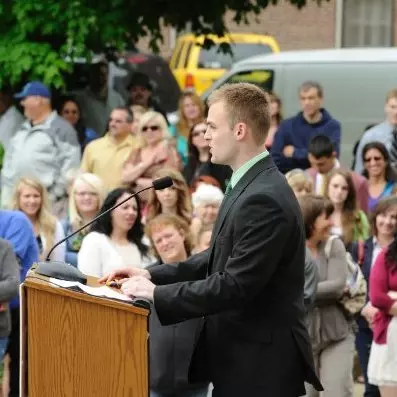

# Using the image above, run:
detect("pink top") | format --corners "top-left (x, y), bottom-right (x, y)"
top-left (370, 248), bottom-right (397, 344)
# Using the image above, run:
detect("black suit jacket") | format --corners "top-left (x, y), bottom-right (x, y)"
top-left (149, 156), bottom-right (323, 396)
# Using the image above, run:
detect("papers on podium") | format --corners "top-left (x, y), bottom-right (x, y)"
top-left (49, 278), bottom-right (133, 302)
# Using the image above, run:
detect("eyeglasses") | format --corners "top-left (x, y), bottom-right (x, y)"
top-left (192, 129), bottom-right (206, 137)
top-left (364, 156), bottom-right (383, 163)
top-left (142, 125), bottom-right (160, 132)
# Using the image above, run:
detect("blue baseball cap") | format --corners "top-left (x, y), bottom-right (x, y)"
top-left (14, 81), bottom-right (51, 99)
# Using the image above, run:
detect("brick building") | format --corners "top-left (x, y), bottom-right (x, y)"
top-left (137, 0), bottom-right (396, 58)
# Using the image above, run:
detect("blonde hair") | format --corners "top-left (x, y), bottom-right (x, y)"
top-left (176, 92), bottom-right (205, 138)
top-left (69, 173), bottom-right (107, 231)
top-left (207, 82), bottom-right (271, 145)
top-left (145, 214), bottom-right (193, 259)
top-left (146, 168), bottom-right (192, 225)
top-left (137, 111), bottom-right (169, 146)
top-left (10, 177), bottom-right (56, 258)
top-left (386, 88), bottom-right (397, 102)
top-left (285, 169), bottom-right (313, 194)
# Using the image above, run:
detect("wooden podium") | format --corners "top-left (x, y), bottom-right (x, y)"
top-left (20, 270), bottom-right (150, 397)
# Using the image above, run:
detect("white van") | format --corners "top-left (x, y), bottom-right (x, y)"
top-left (202, 48), bottom-right (397, 167)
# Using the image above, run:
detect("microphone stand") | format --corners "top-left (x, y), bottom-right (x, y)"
top-left (46, 185), bottom-right (154, 260)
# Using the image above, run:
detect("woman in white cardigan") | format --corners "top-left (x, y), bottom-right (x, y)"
top-left (78, 188), bottom-right (152, 277)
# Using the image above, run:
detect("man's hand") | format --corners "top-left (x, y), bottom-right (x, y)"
top-left (283, 145), bottom-right (295, 157)
top-left (121, 276), bottom-right (155, 300)
top-left (98, 267), bottom-right (150, 285)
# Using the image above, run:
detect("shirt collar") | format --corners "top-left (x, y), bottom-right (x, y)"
top-left (230, 150), bottom-right (269, 189)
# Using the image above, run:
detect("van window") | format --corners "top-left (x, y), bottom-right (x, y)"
top-left (224, 69), bottom-right (274, 91)
top-left (198, 43), bottom-right (273, 69)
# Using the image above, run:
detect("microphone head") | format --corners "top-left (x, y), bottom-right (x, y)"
top-left (152, 176), bottom-right (173, 190)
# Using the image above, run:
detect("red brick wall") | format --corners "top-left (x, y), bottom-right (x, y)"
top-left (136, 1), bottom-right (337, 57)
top-left (223, 0), bottom-right (336, 51)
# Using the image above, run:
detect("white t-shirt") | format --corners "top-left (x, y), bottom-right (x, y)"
top-left (77, 231), bottom-right (153, 278)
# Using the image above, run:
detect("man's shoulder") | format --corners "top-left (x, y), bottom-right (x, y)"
top-left (84, 135), bottom-right (108, 151)
top-left (0, 210), bottom-right (32, 229)
top-left (279, 114), bottom-right (300, 128)
top-left (362, 122), bottom-right (389, 140)
top-left (50, 113), bottom-right (74, 130)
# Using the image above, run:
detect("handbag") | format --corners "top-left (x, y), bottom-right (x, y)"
top-left (324, 236), bottom-right (367, 315)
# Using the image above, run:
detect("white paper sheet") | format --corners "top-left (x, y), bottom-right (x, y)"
top-left (49, 278), bottom-right (132, 302)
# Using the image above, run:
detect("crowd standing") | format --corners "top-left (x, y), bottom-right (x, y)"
top-left (0, 67), bottom-right (396, 397)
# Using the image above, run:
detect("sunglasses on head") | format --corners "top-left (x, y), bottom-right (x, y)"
top-left (142, 125), bottom-right (160, 132)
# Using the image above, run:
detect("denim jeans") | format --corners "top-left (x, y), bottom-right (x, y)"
top-left (0, 337), bottom-right (8, 362)
top-left (150, 385), bottom-right (209, 397)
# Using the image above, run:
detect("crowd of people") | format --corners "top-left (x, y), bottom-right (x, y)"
top-left (0, 71), bottom-right (395, 397)
top-left (270, 82), bottom-right (397, 397)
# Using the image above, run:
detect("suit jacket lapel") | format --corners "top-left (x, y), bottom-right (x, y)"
top-left (207, 156), bottom-right (276, 273)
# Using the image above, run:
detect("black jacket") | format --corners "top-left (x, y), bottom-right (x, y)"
top-left (149, 261), bottom-right (208, 394)
top-left (150, 156), bottom-right (323, 397)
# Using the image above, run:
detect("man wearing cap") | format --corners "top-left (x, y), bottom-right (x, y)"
top-left (126, 72), bottom-right (168, 123)
top-left (0, 81), bottom-right (81, 213)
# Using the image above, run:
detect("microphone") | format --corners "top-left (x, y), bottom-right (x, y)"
top-left (33, 177), bottom-right (174, 283)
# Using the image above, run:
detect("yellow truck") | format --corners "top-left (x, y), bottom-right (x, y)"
top-left (170, 33), bottom-right (280, 95)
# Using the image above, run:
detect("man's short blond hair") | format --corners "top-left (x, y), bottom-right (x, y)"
top-left (207, 83), bottom-right (271, 145)
top-left (386, 88), bottom-right (397, 103)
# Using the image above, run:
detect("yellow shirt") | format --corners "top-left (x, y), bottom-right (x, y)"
top-left (81, 133), bottom-right (140, 191)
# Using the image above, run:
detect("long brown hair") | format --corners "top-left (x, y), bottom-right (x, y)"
top-left (326, 169), bottom-right (363, 244)
top-left (146, 168), bottom-right (192, 225)
top-left (268, 91), bottom-right (283, 125)
top-left (176, 92), bottom-right (205, 138)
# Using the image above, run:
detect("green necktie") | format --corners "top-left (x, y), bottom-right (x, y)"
top-left (224, 180), bottom-right (232, 195)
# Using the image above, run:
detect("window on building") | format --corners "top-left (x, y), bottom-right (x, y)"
top-left (342, 0), bottom-right (393, 47)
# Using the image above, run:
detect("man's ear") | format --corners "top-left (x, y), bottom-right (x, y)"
top-left (235, 122), bottom-right (248, 141)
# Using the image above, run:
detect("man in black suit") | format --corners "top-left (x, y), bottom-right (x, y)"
top-left (100, 83), bottom-right (323, 397)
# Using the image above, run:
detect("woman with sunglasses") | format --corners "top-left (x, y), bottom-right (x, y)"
top-left (122, 111), bottom-right (181, 203)
top-left (362, 142), bottom-right (397, 212)
top-left (183, 121), bottom-right (231, 192)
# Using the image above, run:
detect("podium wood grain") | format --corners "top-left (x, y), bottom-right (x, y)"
top-left (23, 276), bottom-right (149, 397)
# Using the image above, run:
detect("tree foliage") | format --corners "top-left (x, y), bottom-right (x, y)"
top-left (0, 0), bottom-right (327, 89)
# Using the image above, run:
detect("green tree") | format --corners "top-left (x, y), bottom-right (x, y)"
top-left (0, 0), bottom-right (327, 89)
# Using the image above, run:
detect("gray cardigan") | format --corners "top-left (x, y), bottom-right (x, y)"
top-left (0, 239), bottom-right (20, 337)
top-left (304, 247), bottom-right (319, 311)
top-left (307, 237), bottom-right (350, 353)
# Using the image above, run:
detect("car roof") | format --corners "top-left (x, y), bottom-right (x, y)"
top-left (233, 47), bottom-right (397, 68)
